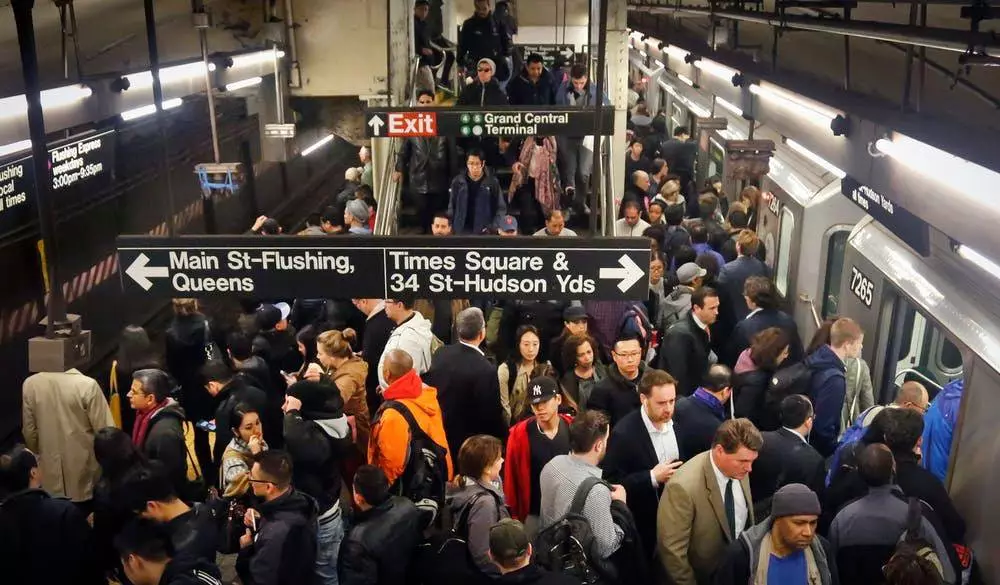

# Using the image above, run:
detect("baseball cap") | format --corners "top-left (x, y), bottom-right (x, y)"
top-left (489, 519), bottom-right (530, 564)
top-left (677, 262), bottom-right (707, 285)
top-left (527, 376), bottom-right (559, 405)
top-left (498, 215), bottom-right (518, 233)
top-left (256, 302), bottom-right (291, 330)
top-left (563, 305), bottom-right (588, 323)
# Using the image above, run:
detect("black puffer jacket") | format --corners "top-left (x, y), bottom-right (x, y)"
top-left (458, 79), bottom-right (509, 107)
top-left (396, 137), bottom-right (449, 194)
top-left (338, 496), bottom-right (425, 585)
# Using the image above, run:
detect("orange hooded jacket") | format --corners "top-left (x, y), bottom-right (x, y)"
top-left (368, 369), bottom-right (454, 485)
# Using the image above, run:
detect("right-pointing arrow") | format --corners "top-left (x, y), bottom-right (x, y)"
top-left (599, 254), bottom-right (646, 293)
top-left (125, 253), bottom-right (169, 291)
top-left (368, 115), bottom-right (384, 136)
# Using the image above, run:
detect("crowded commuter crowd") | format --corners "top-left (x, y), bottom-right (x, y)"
top-left (2, 2), bottom-right (974, 585)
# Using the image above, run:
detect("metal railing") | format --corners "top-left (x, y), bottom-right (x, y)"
top-left (893, 368), bottom-right (945, 393)
top-left (374, 56), bottom-right (421, 235)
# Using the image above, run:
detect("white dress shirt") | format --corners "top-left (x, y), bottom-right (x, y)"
top-left (783, 427), bottom-right (808, 443)
top-left (459, 340), bottom-right (485, 356)
top-left (709, 450), bottom-right (748, 538)
top-left (641, 404), bottom-right (680, 486)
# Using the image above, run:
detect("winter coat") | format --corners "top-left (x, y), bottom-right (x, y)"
top-left (328, 356), bottom-right (372, 452)
top-left (338, 496), bottom-right (425, 585)
top-left (458, 12), bottom-right (510, 72)
top-left (840, 357), bottom-right (874, 434)
top-left (495, 564), bottom-right (581, 585)
top-left (585, 363), bottom-right (647, 428)
top-left (396, 137), bottom-right (449, 195)
top-left (282, 401), bottom-right (353, 515)
top-left (448, 170), bottom-right (506, 235)
top-left (458, 79), bottom-right (509, 107)
top-left (448, 477), bottom-right (510, 577)
top-left (660, 284), bottom-right (695, 329)
top-left (220, 436), bottom-right (265, 498)
top-left (498, 360), bottom-right (551, 425)
top-left (805, 345), bottom-right (848, 457)
top-left (727, 308), bottom-right (803, 368)
top-left (714, 517), bottom-right (838, 585)
top-left (506, 67), bottom-right (557, 106)
top-left (368, 369), bottom-right (454, 486)
top-left (922, 379), bottom-right (963, 482)
top-left (503, 413), bottom-right (573, 521)
top-left (731, 349), bottom-right (776, 430)
top-left (894, 451), bottom-right (966, 546)
top-left (21, 369), bottom-right (114, 502)
top-left (165, 314), bottom-right (214, 421)
top-left (242, 488), bottom-right (319, 585)
top-left (717, 255), bottom-right (772, 336)
top-left (377, 311), bottom-right (436, 389)
top-left (658, 313), bottom-right (714, 398)
top-left (213, 377), bottom-right (268, 469)
top-left (166, 502), bottom-right (223, 563)
top-left (560, 363), bottom-right (609, 414)
top-left (140, 399), bottom-right (189, 491)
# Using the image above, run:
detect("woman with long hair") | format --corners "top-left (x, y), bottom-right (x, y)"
top-left (219, 402), bottom-right (267, 498)
top-left (447, 435), bottom-right (509, 579)
top-left (731, 327), bottom-right (792, 430)
top-left (559, 333), bottom-right (609, 415)
top-left (497, 325), bottom-right (553, 424)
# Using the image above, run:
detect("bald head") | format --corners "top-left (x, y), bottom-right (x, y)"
top-left (633, 170), bottom-right (650, 190)
top-left (894, 381), bottom-right (929, 413)
top-left (383, 349), bottom-right (414, 384)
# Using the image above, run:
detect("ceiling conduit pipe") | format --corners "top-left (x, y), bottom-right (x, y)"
top-left (632, 5), bottom-right (1000, 57)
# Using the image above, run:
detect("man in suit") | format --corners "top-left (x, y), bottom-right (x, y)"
top-left (749, 395), bottom-right (826, 523)
top-left (716, 230), bottom-right (770, 340)
top-left (658, 287), bottom-right (719, 397)
top-left (602, 369), bottom-right (688, 560)
top-left (424, 307), bottom-right (508, 455)
top-left (657, 418), bottom-right (762, 585)
top-left (673, 364), bottom-right (733, 457)
top-left (725, 276), bottom-right (804, 366)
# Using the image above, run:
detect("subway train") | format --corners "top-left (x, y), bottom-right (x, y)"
top-left (630, 40), bottom-right (1000, 580)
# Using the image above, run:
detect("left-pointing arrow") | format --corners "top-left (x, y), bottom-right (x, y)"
top-left (125, 253), bottom-right (169, 291)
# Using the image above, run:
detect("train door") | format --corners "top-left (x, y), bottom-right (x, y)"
top-left (669, 101), bottom-right (685, 134)
top-left (757, 186), bottom-right (801, 307)
top-left (878, 297), bottom-right (965, 402)
top-left (820, 228), bottom-right (852, 319)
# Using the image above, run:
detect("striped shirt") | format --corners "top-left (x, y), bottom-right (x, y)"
top-left (539, 454), bottom-right (624, 559)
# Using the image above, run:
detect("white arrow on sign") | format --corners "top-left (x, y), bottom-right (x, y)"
top-left (599, 254), bottom-right (645, 293)
top-left (368, 115), bottom-right (385, 136)
top-left (126, 253), bottom-right (169, 291)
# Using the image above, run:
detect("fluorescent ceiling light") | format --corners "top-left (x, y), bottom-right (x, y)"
top-left (677, 74), bottom-right (695, 87)
top-left (750, 82), bottom-right (839, 128)
top-left (654, 59), bottom-right (665, 68)
top-left (121, 97), bottom-right (183, 121)
top-left (787, 139), bottom-right (846, 179)
top-left (301, 134), bottom-right (334, 156)
top-left (126, 62), bottom-right (216, 89)
top-left (0, 139), bottom-right (32, 158)
top-left (715, 96), bottom-right (743, 117)
top-left (664, 45), bottom-right (688, 60)
top-left (225, 77), bottom-right (263, 91)
top-left (695, 59), bottom-right (736, 82)
top-left (681, 97), bottom-right (711, 118)
top-left (232, 49), bottom-right (286, 68)
top-left (957, 245), bottom-right (1000, 281)
top-left (0, 84), bottom-right (93, 118)
top-left (875, 134), bottom-right (1000, 199)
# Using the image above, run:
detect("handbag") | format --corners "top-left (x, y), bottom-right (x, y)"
top-left (108, 360), bottom-right (123, 429)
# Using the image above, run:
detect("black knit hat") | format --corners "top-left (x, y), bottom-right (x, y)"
top-left (286, 380), bottom-right (344, 418)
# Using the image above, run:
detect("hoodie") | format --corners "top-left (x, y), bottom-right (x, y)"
top-left (805, 345), bottom-right (847, 457)
top-left (282, 385), bottom-right (353, 514)
top-left (661, 284), bottom-right (694, 328)
top-left (447, 477), bottom-right (510, 577)
top-left (368, 370), bottom-right (454, 485)
top-left (377, 311), bottom-right (435, 388)
top-left (246, 488), bottom-right (319, 585)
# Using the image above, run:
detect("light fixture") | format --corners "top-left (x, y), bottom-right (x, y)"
top-left (0, 139), bottom-right (32, 158)
top-left (225, 77), bottom-right (263, 91)
top-left (639, 50), bottom-right (648, 58)
top-left (786, 139), bottom-right (846, 179)
top-left (750, 82), bottom-right (840, 129)
top-left (715, 96), bottom-right (743, 117)
top-left (120, 97), bottom-right (183, 121)
top-left (677, 74), bottom-right (695, 87)
top-left (956, 244), bottom-right (1000, 281)
top-left (875, 133), bottom-right (1000, 200)
top-left (301, 134), bottom-right (334, 157)
top-left (126, 62), bottom-right (216, 89)
top-left (231, 49), bottom-right (286, 68)
top-left (694, 59), bottom-right (737, 83)
top-left (654, 59), bottom-right (665, 68)
top-left (664, 45), bottom-right (689, 60)
top-left (0, 84), bottom-right (93, 119)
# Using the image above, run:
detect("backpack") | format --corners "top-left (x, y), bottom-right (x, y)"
top-left (763, 362), bottom-right (812, 429)
top-left (826, 405), bottom-right (886, 486)
top-left (534, 476), bottom-right (618, 585)
top-left (412, 489), bottom-right (501, 585)
top-left (618, 303), bottom-right (658, 361)
top-left (893, 497), bottom-right (947, 581)
top-left (374, 400), bottom-right (450, 525)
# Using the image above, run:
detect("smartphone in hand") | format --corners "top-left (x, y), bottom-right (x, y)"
top-left (195, 420), bottom-right (217, 432)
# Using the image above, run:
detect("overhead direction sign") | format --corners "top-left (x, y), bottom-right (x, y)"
top-left (116, 236), bottom-right (651, 300)
top-left (841, 176), bottom-right (929, 256)
top-left (364, 107), bottom-right (615, 138)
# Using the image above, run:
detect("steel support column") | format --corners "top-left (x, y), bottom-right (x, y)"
top-left (143, 0), bottom-right (178, 236)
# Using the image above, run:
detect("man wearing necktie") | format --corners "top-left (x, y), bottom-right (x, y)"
top-left (656, 418), bottom-right (762, 585)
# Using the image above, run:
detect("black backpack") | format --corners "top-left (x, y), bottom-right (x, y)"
top-left (762, 362), bottom-right (812, 430)
top-left (375, 400), bottom-right (450, 526)
top-left (533, 477), bottom-right (618, 585)
top-left (412, 489), bottom-right (501, 585)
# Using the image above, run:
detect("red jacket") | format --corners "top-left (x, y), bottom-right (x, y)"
top-left (503, 413), bottom-right (573, 521)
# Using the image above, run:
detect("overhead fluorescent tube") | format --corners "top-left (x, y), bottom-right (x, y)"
top-left (787, 139), bottom-right (846, 179)
top-left (654, 59), bottom-right (665, 68)
top-left (301, 134), bottom-right (334, 156)
top-left (750, 82), bottom-right (839, 128)
top-left (225, 77), bottom-right (263, 91)
top-left (715, 96), bottom-right (743, 117)
top-left (875, 134), bottom-right (1000, 199)
top-left (956, 245), bottom-right (1000, 281)
top-left (0, 84), bottom-right (93, 118)
top-left (695, 59), bottom-right (737, 82)
top-left (232, 49), bottom-right (286, 68)
top-left (677, 74), bottom-right (695, 87)
top-left (0, 139), bottom-right (32, 158)
top-left (121, 97), bottom-right (183, 121)
top-left (126, 62), bottom-right (217, 89)
top-left (664, 45), bottom-right (689, 60)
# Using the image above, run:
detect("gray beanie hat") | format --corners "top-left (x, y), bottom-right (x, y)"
top-left (346, 199), bottom-right (370, 224)
top-left (771, 483), bottom-right (821, 518)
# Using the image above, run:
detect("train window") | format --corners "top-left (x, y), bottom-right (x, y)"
top-left (822, 230), bottom-right (850, 318)
top-left (890, 298), bottom-right (964, 398)
top-left (940, 338), bottom-right (963, 370)
top-left (775, 207), bottom-right (794, 296)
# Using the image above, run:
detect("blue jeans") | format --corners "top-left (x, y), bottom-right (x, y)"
top-left (315, 505), bottom-right (344, 585)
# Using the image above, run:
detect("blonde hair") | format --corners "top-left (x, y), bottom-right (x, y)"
top-left (317, 328), bottom-right (358, 359)
top-left (171, 298), bottom-right (198, 316)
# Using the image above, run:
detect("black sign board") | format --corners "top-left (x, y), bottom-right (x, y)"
top-left (516, 43), bottom-right (576, 68)
top-left (365, 107), bottom-right (615, 139)
top-left (116, 236), bottom-right (651, 300)
top-left (0, 155), bottom-right (36, 236)
top-left (841, 176), bottom-right (930, 256)
top-left (849, 265), bottom-right (875, 308)
top-left (48, 129), bottom-right (115, 196)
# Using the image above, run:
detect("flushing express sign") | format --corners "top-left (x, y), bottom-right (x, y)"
top-left (365, 107), bottom-right (615, 138)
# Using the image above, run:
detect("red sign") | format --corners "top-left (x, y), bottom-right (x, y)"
top-left (386, 112), bottom-right (437, 137)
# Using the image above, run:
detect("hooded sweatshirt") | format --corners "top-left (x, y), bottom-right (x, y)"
top-left (377, 311), bottom-right (435, 388)
top-left (368, 369), bottom-right (454, 485)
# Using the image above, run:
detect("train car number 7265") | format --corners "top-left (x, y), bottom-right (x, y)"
top-left (849, 266), bottom-right (875, 308)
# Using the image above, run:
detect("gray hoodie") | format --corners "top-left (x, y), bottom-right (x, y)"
top-left (661, 285), bottom-right (695, 329)
top-left (447, 477), bottom-right (509, 577)
top-left (377, 310), bottom-right (435, 388)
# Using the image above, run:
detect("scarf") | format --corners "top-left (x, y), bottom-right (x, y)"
top-left (132, 400), bottom-right (167, 447)
top-left (694, 387), bottom-right (726, 420)
top-left (754, 532), bottom-right (823, 585)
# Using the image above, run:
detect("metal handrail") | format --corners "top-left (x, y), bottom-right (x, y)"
top-left (374, 55), bottom-right (420, 235)
top-left (893, 368), bottom-right (945, 392)
top-left (798, 293), bottom-right (824, 329)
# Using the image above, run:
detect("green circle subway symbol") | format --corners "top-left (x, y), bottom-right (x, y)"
top-left (460, 113), bottom-right (471, 123)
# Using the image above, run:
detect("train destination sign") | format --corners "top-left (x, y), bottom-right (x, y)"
top-left (841, 176), bottom-right (929, 256)
top-left (365, 107), bottom-right (615, 138)
top-left (116, 236), bottom-right (651, 300)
